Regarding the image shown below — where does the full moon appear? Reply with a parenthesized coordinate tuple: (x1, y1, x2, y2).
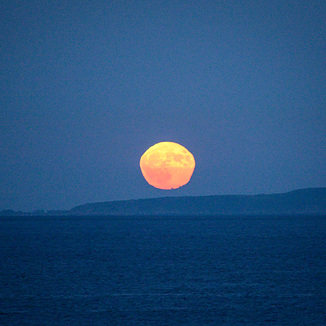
(140, 142, 195, 190)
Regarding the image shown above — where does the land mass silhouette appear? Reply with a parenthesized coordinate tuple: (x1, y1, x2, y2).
(70, 187, 326, 216)
(1, 188, 325, 216)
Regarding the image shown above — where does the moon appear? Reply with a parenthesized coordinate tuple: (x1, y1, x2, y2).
(140, 142, 195, 190)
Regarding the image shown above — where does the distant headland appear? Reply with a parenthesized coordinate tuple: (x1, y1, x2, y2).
(1, 188, 326, 216)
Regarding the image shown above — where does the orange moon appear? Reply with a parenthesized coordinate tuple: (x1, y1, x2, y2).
(140, 142, 195, 190)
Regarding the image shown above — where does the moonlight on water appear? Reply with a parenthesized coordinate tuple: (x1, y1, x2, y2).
(140, 142, 195, 190)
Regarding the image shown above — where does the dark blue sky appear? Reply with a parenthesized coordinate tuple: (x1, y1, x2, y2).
(1, 0, 325, 211)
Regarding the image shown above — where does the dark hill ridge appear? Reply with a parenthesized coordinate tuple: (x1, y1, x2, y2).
(70, 188, 326, 216)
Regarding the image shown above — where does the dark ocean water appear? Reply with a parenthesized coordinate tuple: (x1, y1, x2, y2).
(0, 215, 325, 325)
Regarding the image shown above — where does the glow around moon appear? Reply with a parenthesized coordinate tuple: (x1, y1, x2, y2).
(140, 142, 195, 190)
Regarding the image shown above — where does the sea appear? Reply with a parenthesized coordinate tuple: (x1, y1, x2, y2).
(0, 215, 325, 325)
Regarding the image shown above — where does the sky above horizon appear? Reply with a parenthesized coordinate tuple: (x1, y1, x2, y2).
(1, 0, 326, 211)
